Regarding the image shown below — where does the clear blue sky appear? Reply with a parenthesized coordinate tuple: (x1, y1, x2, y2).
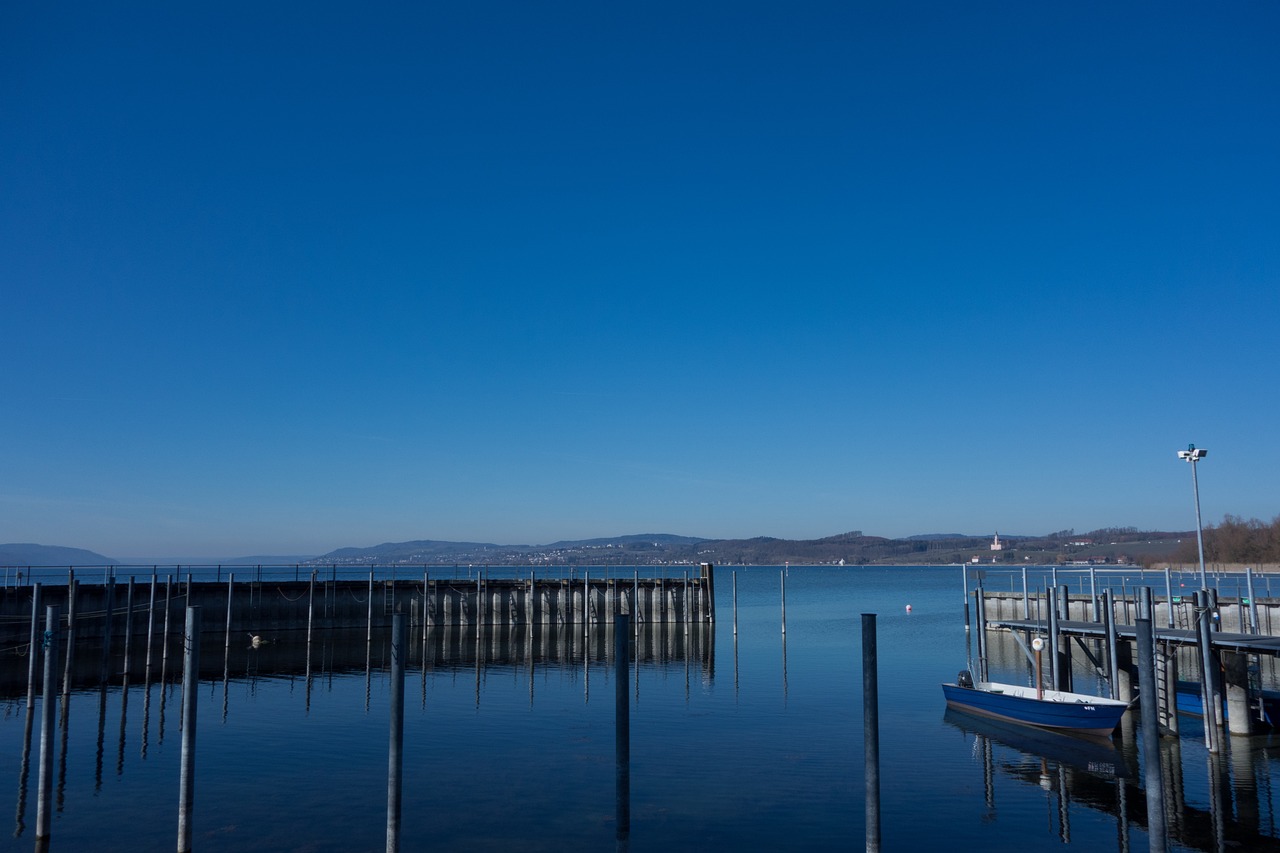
(3, 2, 1278, 559)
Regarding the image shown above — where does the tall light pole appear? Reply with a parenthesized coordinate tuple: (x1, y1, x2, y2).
(1177, 443, 1208, 589)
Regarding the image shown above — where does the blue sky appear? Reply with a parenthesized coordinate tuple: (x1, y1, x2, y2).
(3, 2, 1278, 559)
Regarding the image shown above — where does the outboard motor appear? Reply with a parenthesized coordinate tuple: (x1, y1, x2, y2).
(957, 670, 974, 689)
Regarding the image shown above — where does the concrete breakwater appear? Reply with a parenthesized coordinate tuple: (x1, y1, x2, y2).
(979, 587, 1280, 636)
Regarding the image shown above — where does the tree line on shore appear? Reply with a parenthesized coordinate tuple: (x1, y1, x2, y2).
(1176, 515, 1280, 565)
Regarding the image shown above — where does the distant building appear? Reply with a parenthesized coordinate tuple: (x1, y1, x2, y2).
(990, 533, 1004, 551)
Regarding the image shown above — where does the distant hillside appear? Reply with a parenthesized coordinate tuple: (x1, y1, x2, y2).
(0, 543, 117, 566)
(306, 529, 1188, 567)
(1, 527, 1196, 569)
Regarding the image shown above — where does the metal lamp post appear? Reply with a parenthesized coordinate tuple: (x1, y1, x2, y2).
(1178, 444, 1208, 590)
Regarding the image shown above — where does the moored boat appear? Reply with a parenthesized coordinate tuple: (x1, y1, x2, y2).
(941, 670, 1130, 738)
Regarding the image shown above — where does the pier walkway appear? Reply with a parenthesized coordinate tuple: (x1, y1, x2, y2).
(985, 616, 1280, 657)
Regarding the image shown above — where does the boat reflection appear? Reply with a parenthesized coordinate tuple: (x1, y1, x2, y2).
(943, 706, 1129, 779)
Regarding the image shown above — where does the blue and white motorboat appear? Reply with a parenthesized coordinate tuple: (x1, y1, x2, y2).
(941, 671, 1130, 738)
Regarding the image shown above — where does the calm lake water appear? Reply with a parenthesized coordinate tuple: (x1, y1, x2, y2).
(4, 565, 1280, 852)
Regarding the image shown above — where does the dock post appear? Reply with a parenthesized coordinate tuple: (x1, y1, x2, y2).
(732, 571, 738, 637)
(1100, 591, 1121, 696)
(1164, 568, 1175, 629)
(1047, 586, 1060, 690)
(36, 604, 58, 844)
(101, 575, 116, 684)
(123, 578, 136, 681)
(1136, 613, 1167, 853)
(615, 611, 630, 850)
(1021, 566, 1029, 620)
(1195, 591, 1220, 753)
(1057, 584, 1072, 692)
(63, 579, 79, 708)
(1090, 567, 1099, 622)
(387, 612, 406, 853)
(224, 574, 234, 655)
(178, 606, 201, 853)
(26, 583, 41, 706)
(974, 589, 987, 683)
(1246, 568, 1259, 634)
(146, 573, 157, 674)
(962, 565, 970, 632)
(780, 569, 786, 636)
(863, 613, 881, 853)
(162, 576, 172, 671)
(308, 570, 316, 647)
(704, 562, 716, 623)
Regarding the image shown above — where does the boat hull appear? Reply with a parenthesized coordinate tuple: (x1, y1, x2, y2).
(942, 681, 1129, 738)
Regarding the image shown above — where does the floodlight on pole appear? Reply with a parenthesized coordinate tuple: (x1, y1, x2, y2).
(1178, 443, 1208, 590)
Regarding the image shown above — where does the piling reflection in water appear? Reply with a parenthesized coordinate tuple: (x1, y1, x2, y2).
(951, 648, 1280, 852)
(7, 615, 712, 847)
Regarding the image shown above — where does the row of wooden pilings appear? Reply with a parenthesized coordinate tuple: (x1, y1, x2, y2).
(0, 565, 716, 644)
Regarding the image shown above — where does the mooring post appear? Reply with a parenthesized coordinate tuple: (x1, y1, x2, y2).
(1047, 586, 1060, 690)
(863, 613, 881, 853)
(973, 589, 987, 683)
(732, 571, 738, 637)
(1246, 568, 1259, 634)
(62, 579, 79, 709)
(615, 611, 630, 850)
(1021, 566, 1029, 620)
(1195, 590, 1219, 754)
(146, 573, 158, 674)
(123, 578, 136, 681)
(308, 570, 316, 647)
(224, 574, 234, 655)
(1103, 589, 1118, 699)
(178, 606, 201, 853)
(962, 565, 970, 631)
(101, 575, 117, 684)
(702, 562, 715, 623)
(780, 569, 787, 636)
(1090, 563, 1100, 617)
(162, 576, 173, 670)
(1057, 584, 1073, 693)
(387, 612, 406, 853)
(682, 571, 689, 635)
(1136, 611, 1167, 852)
(36, 604, 58, 843)
(368, 570, 375, 644)
(27, 583, 41, 705)
(1164, 568, 1175, 629)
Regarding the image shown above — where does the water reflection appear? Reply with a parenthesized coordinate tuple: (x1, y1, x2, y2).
(943, 704, 1280, 851)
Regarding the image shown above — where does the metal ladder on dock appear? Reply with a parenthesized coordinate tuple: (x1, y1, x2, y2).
(1155, 643, 1175, 729)
(383, 580, 394, 615)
